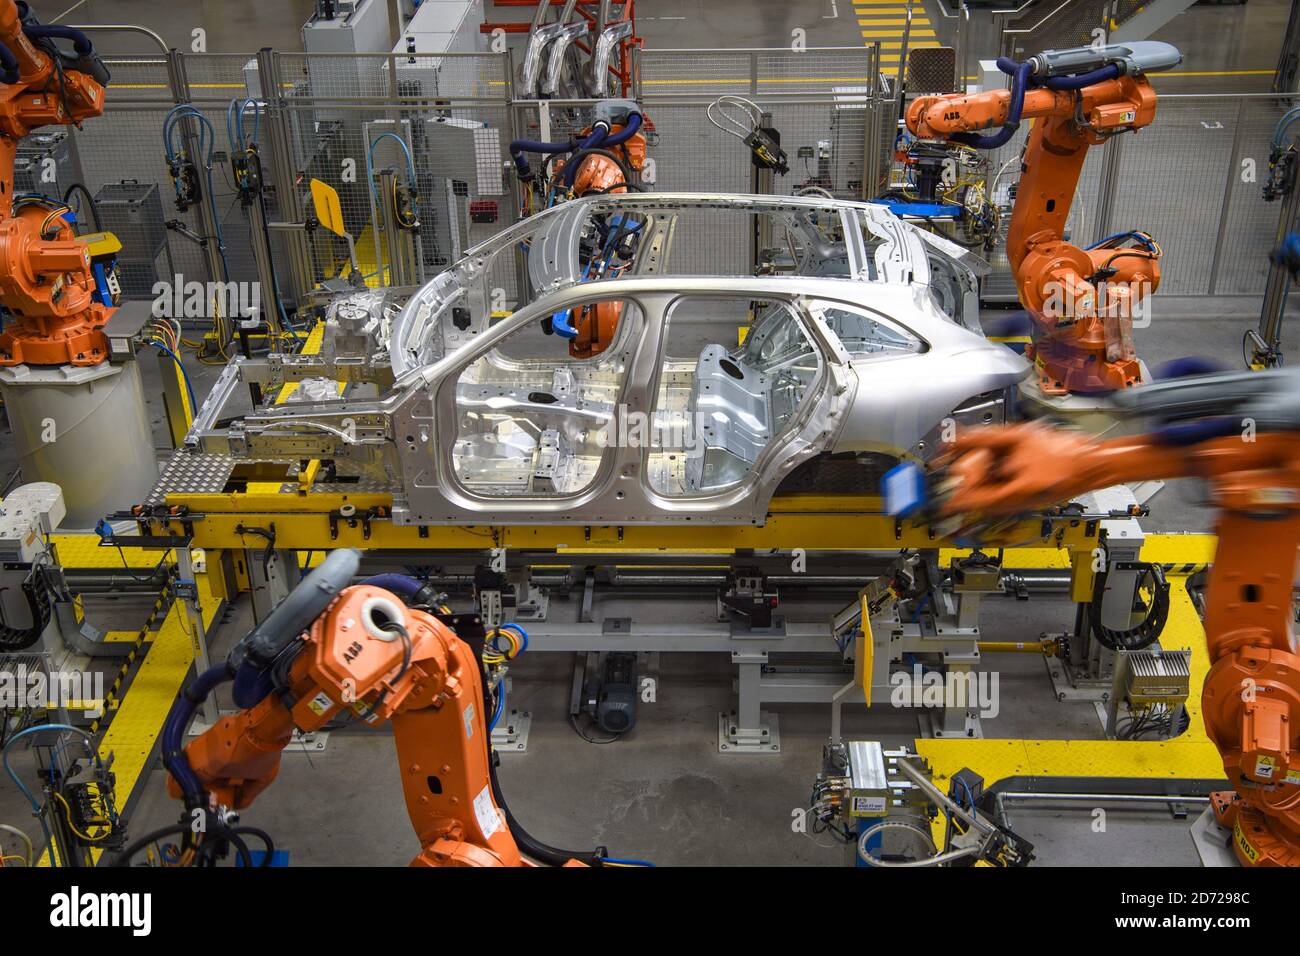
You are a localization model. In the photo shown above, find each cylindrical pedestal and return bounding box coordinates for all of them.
[0,359,156,529]
[1016,359,1153,438]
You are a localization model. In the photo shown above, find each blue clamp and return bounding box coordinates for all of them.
[883,461,927,517]
[551,309,579,338]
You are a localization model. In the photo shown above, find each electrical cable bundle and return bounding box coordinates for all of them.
[227,97,298,345]
[0,562,54,651]
[115,810,275,868]
[164,103,235,362]
[1088,561,1170,651]
[1117,703,1190,740]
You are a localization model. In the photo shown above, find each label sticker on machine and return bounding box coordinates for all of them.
[473,785,502,838]
[306,691,334,716]
[1255,755,1276,779]
[463,702,475,739]
[851,795,887,816]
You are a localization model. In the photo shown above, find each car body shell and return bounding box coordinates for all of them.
[186,193,1028,526]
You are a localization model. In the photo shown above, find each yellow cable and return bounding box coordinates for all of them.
[53,792,111,843]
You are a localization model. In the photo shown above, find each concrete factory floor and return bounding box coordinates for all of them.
[0,1,1287,867]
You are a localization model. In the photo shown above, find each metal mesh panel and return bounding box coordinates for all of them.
[754,50,877,95]
[978,94,1295,304]
[278,53,394,101]
[181,53,260,104]
[614,101,750,276]
[977,124,1104,301]
[1109,99,1239,296]
[100,57,173,102]
[1213,97,1296,296]
[277,52,509,102]
[64,104,200,297]
[635,50,878,276]
[408,52,510,99]
[906,47,957,95]
[637,50,756,97]
[1002,0,1110,59]
[285,100,517,301]
[766,100,869,197]
[638,48,875,99]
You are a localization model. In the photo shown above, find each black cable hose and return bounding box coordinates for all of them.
[61,181,101,232]
[585,181,646,194]
[458,617,606,866]
[0,573,53,652]
[255,185,296,333]
[113,823,191,866]
[1088,562,1171,651]
[233,825,275,866]
[114,818,271,868]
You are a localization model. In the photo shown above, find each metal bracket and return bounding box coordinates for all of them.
[491,709,532,753]
[718,710,781,754]
[328,506,383,541]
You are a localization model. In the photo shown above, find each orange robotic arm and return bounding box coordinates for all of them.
[154,550,598,867]
[168,584,528,867]
[918,368,1300,866]
[556,120,646,359]
[0,1,112,367]
[906,43,1180,394]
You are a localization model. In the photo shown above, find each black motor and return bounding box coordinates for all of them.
[586,652,638,735]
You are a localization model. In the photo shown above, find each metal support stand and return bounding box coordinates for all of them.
[1190,805,1239,868]
[175,547,218,727]
[719,651,781,753]
[244,170,282,340]
[490,707,533,752]
[1251,159,1300,367]
[1091,134,1122,244]
[168,52,227,290]
[378,167,417,286]
[256,48,313,302]
[751,112,775,270]
[246,547,302,624]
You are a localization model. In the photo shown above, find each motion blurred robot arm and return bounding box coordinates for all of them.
[906,42,1181,394]
[899,368,1300,866]
[0,0,113,367]
[155,550,574,867]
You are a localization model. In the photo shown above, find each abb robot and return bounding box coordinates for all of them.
[152,550,606,867]
[0,0,111,367]
[917,367,1300,866]
[509,98,648,359]
[906,42,1182,395]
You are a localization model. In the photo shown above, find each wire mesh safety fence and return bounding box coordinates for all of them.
[19,46,1298,324]
[999,0,1112,60]
[960,93,1300,303]
[1093,94,1298,300]
[633,48,881,276]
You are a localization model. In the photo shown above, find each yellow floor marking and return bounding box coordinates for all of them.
[914,535,1225,851]
[862,28,937,37]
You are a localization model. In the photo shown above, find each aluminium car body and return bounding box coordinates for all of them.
[180,193,1027,526]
